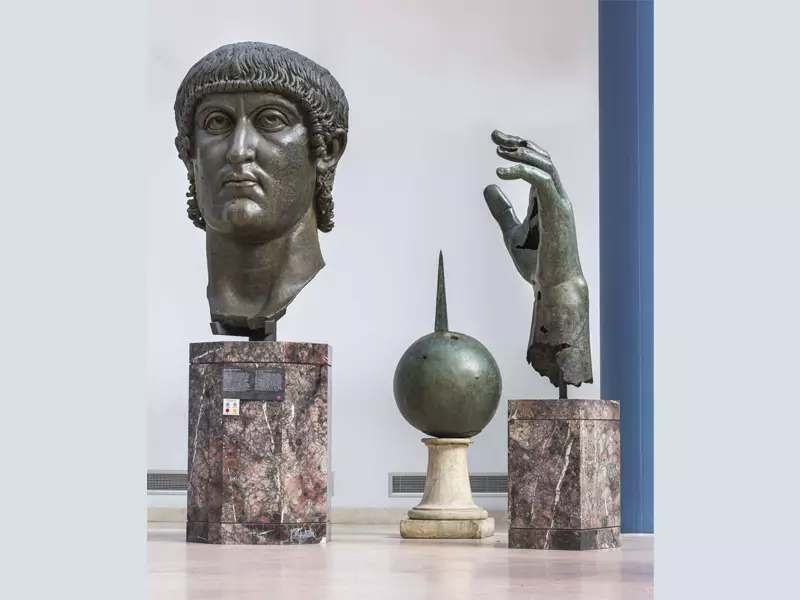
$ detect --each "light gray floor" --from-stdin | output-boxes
[148,523,653,599]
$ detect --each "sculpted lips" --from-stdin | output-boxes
[222,172,259,188]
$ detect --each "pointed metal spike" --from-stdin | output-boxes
[435,250,449,332]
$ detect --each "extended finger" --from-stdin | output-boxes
[496,146,565,196]
[496,164,559,201]
[491,130,551,158]
[483,184,521,237]
[491,130,524,150]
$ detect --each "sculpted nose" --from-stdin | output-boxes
[226,121,257,164]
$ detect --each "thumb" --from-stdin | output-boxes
[483,184,521,239]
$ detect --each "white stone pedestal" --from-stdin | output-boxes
[400,438,495,539]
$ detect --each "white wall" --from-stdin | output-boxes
[147,0,599,510]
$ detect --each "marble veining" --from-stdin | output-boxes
[508,399,620,550]
[509,527,621,551]
[187,341,331,545]
[509,399,619,422]
[187,522,329,545]
[190,341,330,366]
[509,419,583,530]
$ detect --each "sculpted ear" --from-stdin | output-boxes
[316,129,347,173]
[176,132,195,173]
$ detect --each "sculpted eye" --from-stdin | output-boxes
[203,112,233,133]
[255,108,289,132]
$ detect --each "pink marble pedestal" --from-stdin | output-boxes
[186,342,331,545]
[508,399,621,551]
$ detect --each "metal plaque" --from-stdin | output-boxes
[221,366,285,401]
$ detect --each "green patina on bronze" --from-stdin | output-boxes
[393,253,502,439]
[174,42,349,340]
[434,251,448,333]
[483,129,594,397]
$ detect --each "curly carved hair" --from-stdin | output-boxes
[174,42,349,232]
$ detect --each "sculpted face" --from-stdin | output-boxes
[191,92,316,242]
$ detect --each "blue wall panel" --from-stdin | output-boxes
[599,0,654,534]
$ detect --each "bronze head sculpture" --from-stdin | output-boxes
[174,42,349,339]
[483,130,593,398]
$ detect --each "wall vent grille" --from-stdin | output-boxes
[147,471,188,492]
[392,474,426,494]
[147,471,507,496]
[389,473,507,496]
[146,470,335,496]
